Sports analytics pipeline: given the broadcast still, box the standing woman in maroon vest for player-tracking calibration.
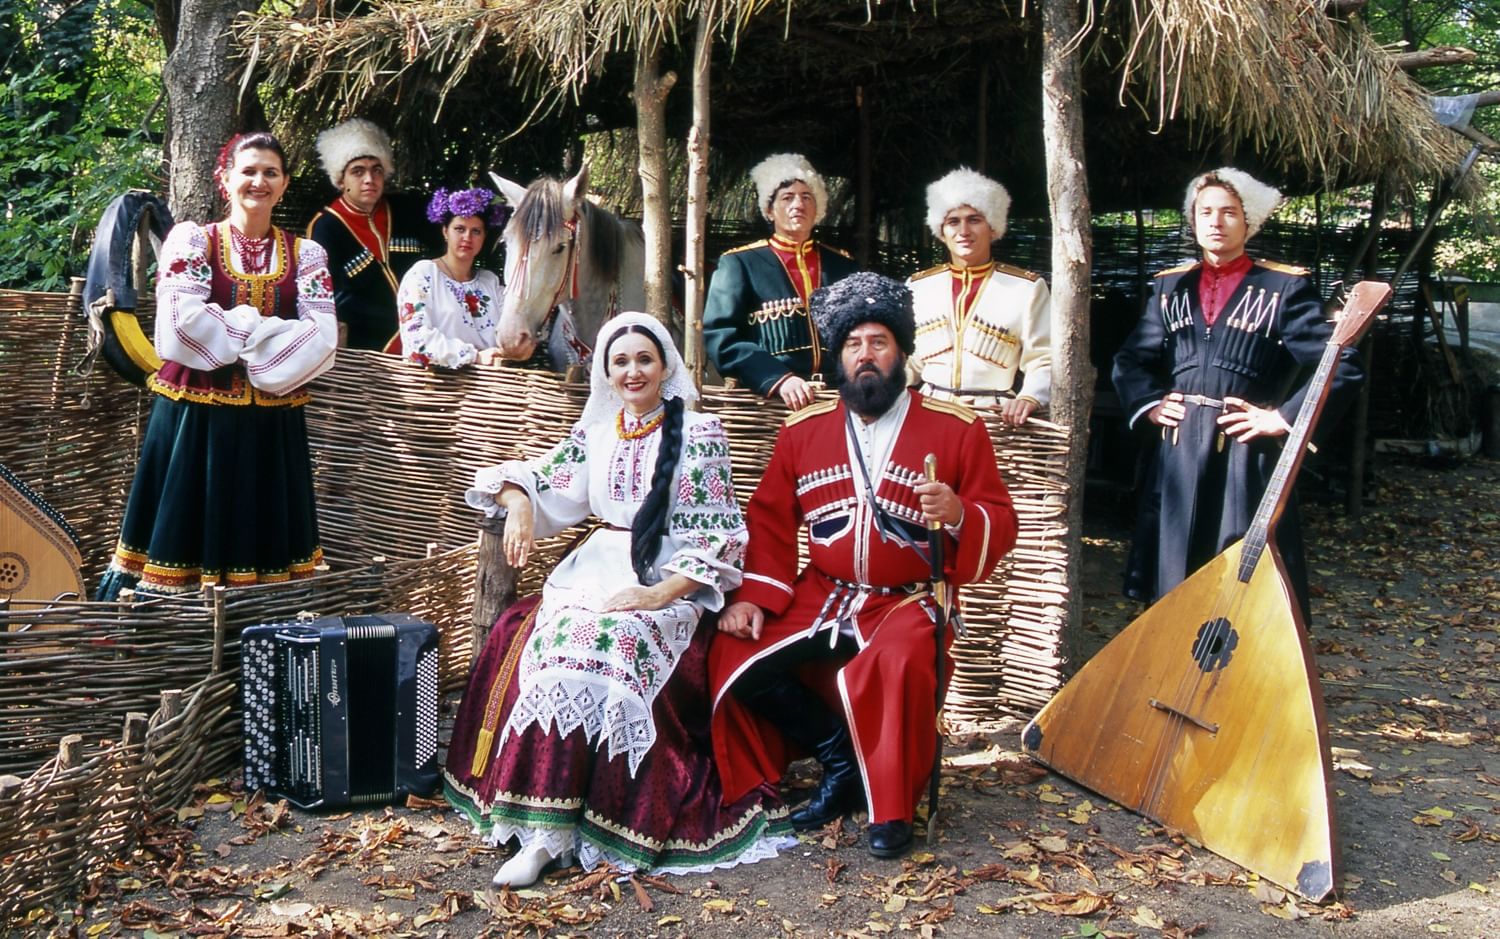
[97,132,338,600]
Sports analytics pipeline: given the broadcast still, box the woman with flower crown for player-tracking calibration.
[96,132,337,600]
[396,188,510,368]
[444,312,792,887]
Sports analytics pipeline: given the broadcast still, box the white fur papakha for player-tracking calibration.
[750,153,828,225]
[1182,167,1282,239]
[925,167,1012,241]
[316,118,395,187]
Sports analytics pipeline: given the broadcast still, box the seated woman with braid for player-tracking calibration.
[443,312,792,887]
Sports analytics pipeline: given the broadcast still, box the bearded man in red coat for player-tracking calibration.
[709,271,1018,859]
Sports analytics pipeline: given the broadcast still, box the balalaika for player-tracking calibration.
[241,613,440,809]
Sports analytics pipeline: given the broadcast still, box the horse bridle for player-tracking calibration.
[507,215,581,315]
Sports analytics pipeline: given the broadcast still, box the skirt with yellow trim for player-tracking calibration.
[444,597,793,875]
[95,394,322,600]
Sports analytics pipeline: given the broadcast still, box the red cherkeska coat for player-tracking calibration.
[709,391,1018,823]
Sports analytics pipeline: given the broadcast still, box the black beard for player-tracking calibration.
[837,356,908,419]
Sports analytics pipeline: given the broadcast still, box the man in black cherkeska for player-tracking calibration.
[1112,167,1363,617]
[305,118,433,353]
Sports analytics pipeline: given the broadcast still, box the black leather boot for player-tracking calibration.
[867,820,914,858]
[733,673,863,830]
[787,722,862,830]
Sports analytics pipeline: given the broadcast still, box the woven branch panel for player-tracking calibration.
[0,290,150,581]
[305,353,1073,720]
[0,547,478,778]
[1,293,1073,924]
[0,295,1072,723]
[0,547,478,925]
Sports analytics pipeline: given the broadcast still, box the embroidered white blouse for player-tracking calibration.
[396,259,502,368]
[465,408,747,773]
[155,221,337,396]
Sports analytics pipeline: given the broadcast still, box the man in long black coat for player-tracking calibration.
[1112,167,1363,617]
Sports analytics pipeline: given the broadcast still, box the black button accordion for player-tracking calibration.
[241,613,440,810]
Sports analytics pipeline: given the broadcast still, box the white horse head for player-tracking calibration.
[490,165,645,364]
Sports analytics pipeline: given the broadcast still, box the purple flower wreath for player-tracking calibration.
[426,187,510,228]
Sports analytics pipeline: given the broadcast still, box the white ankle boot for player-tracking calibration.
[493,841,564,888]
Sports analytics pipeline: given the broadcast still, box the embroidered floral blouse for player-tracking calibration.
[466,408,747,610]
[396,259,502,368]
[155,221,337,396]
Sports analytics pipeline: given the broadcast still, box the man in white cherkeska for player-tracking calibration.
[908,168,1052,425]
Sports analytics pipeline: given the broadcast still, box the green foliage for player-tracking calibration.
[1362,1,1500,280]
[1435,161,1500,279]
[1364,1,1500,136]
[0,0,163,291]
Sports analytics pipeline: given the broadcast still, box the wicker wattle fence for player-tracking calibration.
[0,287,1073,922]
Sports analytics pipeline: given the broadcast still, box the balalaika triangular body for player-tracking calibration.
[1023,537,1336,899]
[1024,280,1393,902]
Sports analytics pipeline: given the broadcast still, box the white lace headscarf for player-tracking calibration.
[579,312,697,427]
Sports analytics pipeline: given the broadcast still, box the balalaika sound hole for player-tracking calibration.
[1191,618,1238,673]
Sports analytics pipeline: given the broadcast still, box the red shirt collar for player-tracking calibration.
[1198,253,1253,327]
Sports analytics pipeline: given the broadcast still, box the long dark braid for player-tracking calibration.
[602,322,686,585]
[631,395,684,584]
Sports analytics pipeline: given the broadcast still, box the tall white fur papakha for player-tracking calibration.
[315,118,395,187]
[749,153,828,225]
[1183,167,1283,238]
[925,167,1012,241]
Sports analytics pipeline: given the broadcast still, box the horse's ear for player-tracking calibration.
[489,171,529,212]
[563,164,590,208]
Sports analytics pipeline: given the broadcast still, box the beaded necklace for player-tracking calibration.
[230,226,274,274]
[616,409,665,440]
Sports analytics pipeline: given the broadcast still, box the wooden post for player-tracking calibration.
[1346,180,1387,519]
[1133,199,1147,294]
[976,61,990,174]
[56,734,84,882]
[1313,191,1324,292]
[362,554,388,608]
[635,41,678,325]
[1041,0,1095,663]
[209,584,226,674]
[683,3,714,392]
[856,85,873,268]
[471,516,518,654]
[158,689,184,723]
[115,712,149,854]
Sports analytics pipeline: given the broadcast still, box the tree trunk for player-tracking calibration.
[162,0,259,222]
[634,42,678,326]
[683,6,714,391]
[1041,0,1095,665]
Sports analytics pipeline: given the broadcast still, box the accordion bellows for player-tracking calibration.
[242,613,440,809]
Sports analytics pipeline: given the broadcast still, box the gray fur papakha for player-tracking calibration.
[809,271,916,357]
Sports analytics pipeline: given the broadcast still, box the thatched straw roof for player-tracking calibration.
[237,0,1471,221]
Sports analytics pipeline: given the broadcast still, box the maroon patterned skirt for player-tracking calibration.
[444,596,791,873]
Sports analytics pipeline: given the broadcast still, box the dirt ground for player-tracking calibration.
[23,457,1499,939]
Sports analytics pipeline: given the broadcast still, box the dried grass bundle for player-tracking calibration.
[1116,0,1470,190]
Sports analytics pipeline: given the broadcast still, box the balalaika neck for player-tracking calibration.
[1236,340,1341,583]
